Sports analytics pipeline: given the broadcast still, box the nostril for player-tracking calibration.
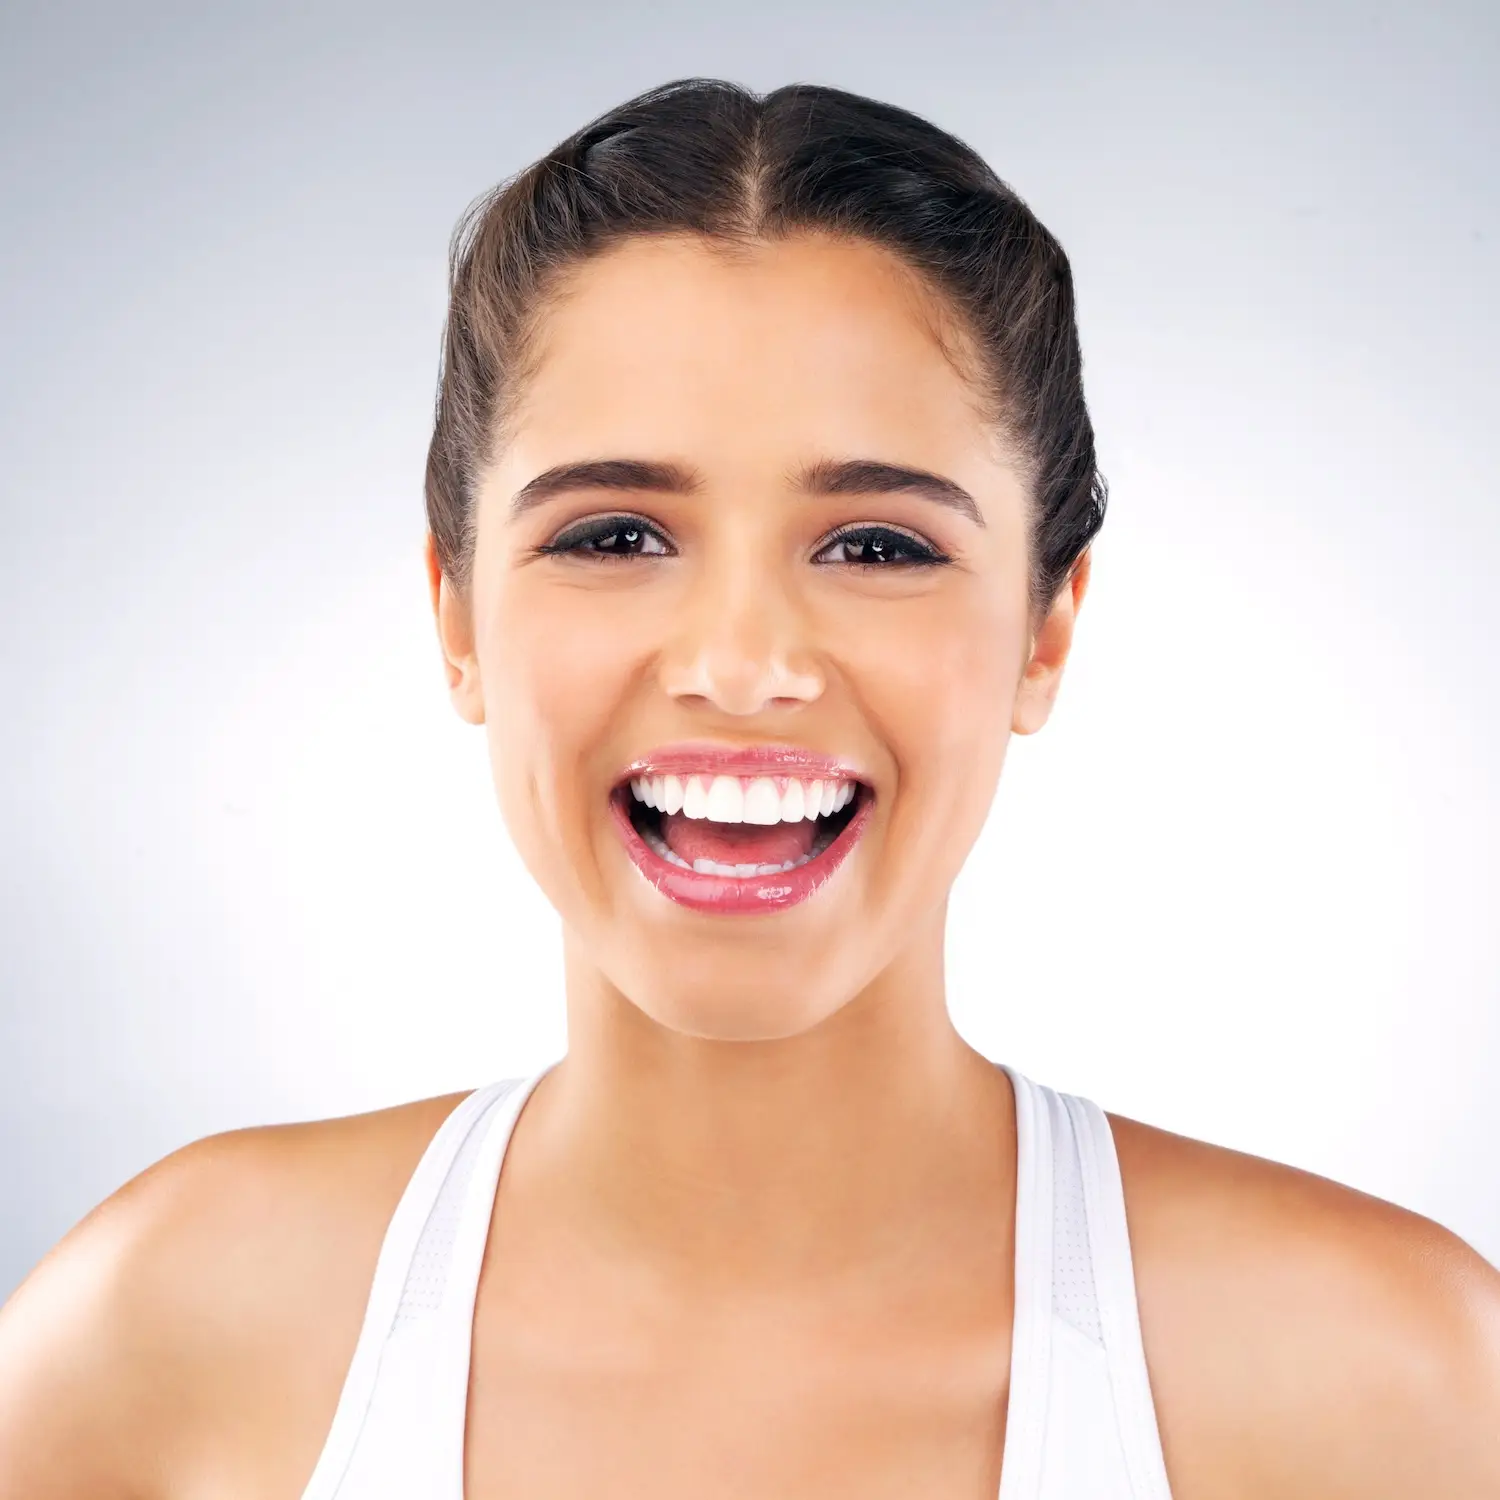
[660,655,824,715]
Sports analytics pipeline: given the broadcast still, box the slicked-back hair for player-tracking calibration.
[426,77,1105,626]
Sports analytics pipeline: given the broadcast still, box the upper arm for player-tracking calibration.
[0,1138,228,1500]
[1112,1115,1500,1499]
[0,1092,467,1500]
[1322,1220,1500,1498]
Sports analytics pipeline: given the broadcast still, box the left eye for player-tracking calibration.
[813,525,948,567]
[540,516,673,558]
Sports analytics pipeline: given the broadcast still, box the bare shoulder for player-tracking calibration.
[0,1087,472,1500]
[1108,1112,1500,1500]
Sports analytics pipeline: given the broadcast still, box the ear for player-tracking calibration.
[1012,548,1092,737]
[424,532,485,726]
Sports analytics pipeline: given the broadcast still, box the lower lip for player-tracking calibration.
[609,789,873,914]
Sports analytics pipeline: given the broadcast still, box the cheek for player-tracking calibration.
[924,603,1018,772]
[478,582,638,843]
[837,581,1023,872]
[849,583,1021,766]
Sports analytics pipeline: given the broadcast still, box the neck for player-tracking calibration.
[516,920,1017,1295]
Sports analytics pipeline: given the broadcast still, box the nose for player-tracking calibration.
[657,558,825,717]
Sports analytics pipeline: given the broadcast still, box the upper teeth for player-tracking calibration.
[628,774,857,823]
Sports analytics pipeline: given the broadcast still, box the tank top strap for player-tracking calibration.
[1001,1065,1174,1500]
[1058,1087,1174,1499]
[996,1063,1056,1498]
[299,1064,556,1500]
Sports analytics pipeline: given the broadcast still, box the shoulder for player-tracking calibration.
[0,1087,474,1500]
[1108,1111,1500,1499]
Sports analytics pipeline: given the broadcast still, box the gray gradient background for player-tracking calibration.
[2,0,1496,1301]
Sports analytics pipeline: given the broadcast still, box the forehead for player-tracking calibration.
[500,232,1008,473]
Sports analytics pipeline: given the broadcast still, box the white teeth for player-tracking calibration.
[742,777,781,825]
[689,854,815,877]
[779,779,804,821]
[705,775,744,822]
[630,772,861,823]
[682,775,709,818]
[641,824,691,868]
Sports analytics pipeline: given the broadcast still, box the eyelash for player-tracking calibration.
[534,515,671,560]
[534,515,952,568]
[815,523,950,568]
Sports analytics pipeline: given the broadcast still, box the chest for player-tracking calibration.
[273,1071,1171,1500]
[461,1316,1012,1500]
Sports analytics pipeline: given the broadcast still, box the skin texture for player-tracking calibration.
[0,230,1497,1499]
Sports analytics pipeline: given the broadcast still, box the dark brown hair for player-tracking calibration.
[425,77,1105,625]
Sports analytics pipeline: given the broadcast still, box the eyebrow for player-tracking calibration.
[507,456,986,527]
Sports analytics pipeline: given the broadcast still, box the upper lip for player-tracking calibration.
[617,741,868,785]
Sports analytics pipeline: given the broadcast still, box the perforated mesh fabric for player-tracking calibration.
[1049,1090,1103,1347]
[392,1081,521,1329]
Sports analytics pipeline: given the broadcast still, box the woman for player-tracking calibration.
[0,77,1496,1500]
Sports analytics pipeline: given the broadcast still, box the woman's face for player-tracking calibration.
[432,230,1084,1040]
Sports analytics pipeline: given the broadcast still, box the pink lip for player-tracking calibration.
[618,741,866,783]
[608,755,874,915]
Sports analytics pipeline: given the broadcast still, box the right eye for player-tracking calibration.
[536,514,674,559]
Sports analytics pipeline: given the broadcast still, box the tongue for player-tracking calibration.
[661,813,817,868]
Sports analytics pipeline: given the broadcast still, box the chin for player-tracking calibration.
[599,927,877,1042]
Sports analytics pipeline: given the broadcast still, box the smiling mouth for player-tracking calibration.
[610,766,872,912]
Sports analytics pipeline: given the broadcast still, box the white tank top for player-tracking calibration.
[297,1062,1175,1499]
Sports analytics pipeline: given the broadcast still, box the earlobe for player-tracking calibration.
[1011,550,1090,737]
[423,534,485,726]
[1011,658,1061,737]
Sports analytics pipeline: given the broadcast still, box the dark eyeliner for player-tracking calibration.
[814,523,951,567]
[533,513,674,558]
